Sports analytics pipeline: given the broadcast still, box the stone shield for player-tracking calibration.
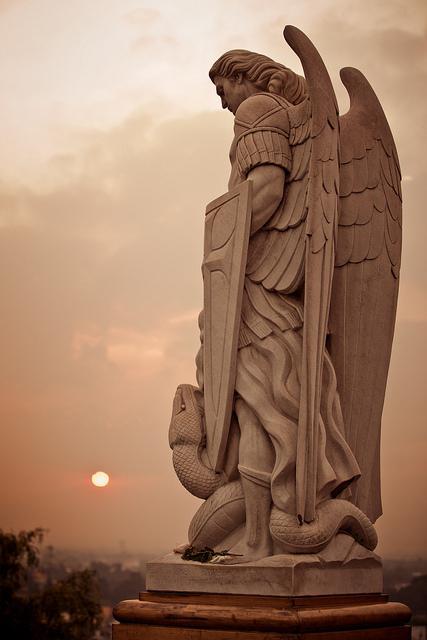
[202,180,252,472]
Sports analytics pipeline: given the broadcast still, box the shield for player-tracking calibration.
[202,180,252,472]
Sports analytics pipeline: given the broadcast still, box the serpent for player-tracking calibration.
[169,384,377,554]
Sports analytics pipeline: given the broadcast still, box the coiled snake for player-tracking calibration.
[169,384,377,554]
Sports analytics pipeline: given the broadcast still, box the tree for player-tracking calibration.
[0,529,103,640]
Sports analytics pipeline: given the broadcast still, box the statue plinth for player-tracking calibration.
[112,539,411,638]
[145,533,382,596]
[112,592,411,639]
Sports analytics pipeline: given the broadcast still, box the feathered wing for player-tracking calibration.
[329,67,402,523]
[247,26,340,522]
[283,26,340,523]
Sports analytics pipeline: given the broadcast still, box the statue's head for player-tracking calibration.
[209,49,307,114]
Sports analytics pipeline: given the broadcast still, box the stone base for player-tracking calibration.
[146,535,383,596]
[112,592,412,639]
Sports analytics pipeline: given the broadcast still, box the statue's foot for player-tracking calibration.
[211,538,272,565]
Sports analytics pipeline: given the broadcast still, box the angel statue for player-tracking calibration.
[168,26,402,565]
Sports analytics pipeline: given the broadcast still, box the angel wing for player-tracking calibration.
[246,26,340,522]
[329,68,402,523]
[284,26,341,524]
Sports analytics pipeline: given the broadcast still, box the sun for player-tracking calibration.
[91,471,110,488]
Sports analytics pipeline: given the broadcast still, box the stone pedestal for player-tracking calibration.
[145,535,383,597]
[146,552,381,597]
[112,592,411,639]
[113,539,411,637]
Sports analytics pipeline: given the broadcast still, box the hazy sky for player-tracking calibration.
[0,0,426,558]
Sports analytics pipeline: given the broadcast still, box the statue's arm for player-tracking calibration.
[233,95,290,235]
[247,164,285,234]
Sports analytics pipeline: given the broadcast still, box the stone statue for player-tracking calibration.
[169,26,401,565]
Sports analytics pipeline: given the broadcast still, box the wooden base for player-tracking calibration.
[112,592,411,639]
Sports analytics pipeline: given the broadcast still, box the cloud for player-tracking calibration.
[125,6,163,27]
[0,105,232,549]
[168,309,200,325]
[125,7,178,53]
[0,107,233,392]
[0,0,22,12]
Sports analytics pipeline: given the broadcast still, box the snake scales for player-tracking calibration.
[169,384,377,554]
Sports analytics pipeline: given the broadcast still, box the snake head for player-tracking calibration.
[169,384,204,448]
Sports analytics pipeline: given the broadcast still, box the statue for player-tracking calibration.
[169,26,402,566]
[112,24,411,639]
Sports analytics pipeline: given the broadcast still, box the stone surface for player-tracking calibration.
[167,24,402,567]
[146,535,382,596]
[202,181,252,472]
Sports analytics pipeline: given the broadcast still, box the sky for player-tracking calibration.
[0,0,426,559]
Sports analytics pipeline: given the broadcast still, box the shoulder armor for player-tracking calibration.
[235,93,291,131]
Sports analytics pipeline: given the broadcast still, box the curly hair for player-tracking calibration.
[209,49,307,105]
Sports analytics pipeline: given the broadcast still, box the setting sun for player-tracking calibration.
[91,471,110,488]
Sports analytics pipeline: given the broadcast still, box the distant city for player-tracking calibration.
[34,545,427,640]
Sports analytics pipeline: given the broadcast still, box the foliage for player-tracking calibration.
[0,527,43,596]
[0,529,103,640]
